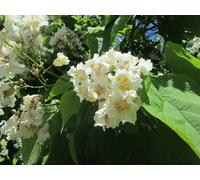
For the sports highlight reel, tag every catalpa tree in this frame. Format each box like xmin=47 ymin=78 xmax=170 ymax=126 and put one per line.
xmin=0 ymin=15 xmax=200 ymax=165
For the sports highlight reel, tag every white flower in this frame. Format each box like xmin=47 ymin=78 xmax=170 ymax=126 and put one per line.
xmin=0 ymin=115 xmax=19 ymax=140
xmin=186 ymin=36 xmax=200 ymax=58
xmin=0 ymin=94 xmax=46 ymax=141
xmin=0 ymin=16 xmax=49 ymax=78
xmin=138 ymin=58 xmax=153 ymax=75
xmin=94 ymin=106 xmax=121 ymax=129
xmin=101 ymin=48 xmax=138 ymax=71
xmin=53 ymin=52 xmax=70 ymax=67
xmin=0 ymin=81 xmax=17 ymax=109
xmin=38 ymin=123 xmax=50 ymax=144
xmin=94 ymin=91 xmax=140 ymax=129
xmin=29 ymin=16 xmax=49 ymax=32
xmin=20 ymin=95 xmax=44 ymax=127
xmin=68 ymin=48 xmax=153 ymax=129
xmin=18 ymin=125 xmax=38 ymax=139
xmin=0 ymin=45 xmax=26 ymax=79
xmin=85 ymin=56 xmax=110 ymax=75
xmin=3 ymin=16 xmax=21 ymax=41
xmin=0 ymin=109 xmax=4 ymax=115
xmin=68 ymin=62 xmax=91 ymax=91
xmin=4 ymin=16 xmax=49 ymax=34
xmin=109 ymin=69 xmax=142 ymax=93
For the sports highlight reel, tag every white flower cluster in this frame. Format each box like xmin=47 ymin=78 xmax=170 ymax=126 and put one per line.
xmin=0 ymin=15 xmax=49 ymax=80
xmin=186 ymin=36 xmax=200 ymax=58
xmin=68 ymin=48 xmax=153 ymax=129
xmin=0 ymin=94 xmax=50 ymax=144
xmin=0 ymin=15 xmax=49 ymax=115
xmin=49 ymin=25 xmax=84 ymax=57
xmin=3 ymin=16 xmax=49 ymax=40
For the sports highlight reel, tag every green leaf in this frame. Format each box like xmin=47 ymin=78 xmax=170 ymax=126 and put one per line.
xmin=86 ymin=16 xmax=131 ymax=56
xmin=49 ymin=74 xmax=72 ymax=99
xmin=154 ymin=120 xmax=200 ymax=164
xmin=68 ymin=101 xmax=96 ymax=164
xmin=111 ymin=15 xmax=131 ymax=43
xmin=119 ymin=123 xmax=139 ymax=134
xmin=0 ymin=156 xmax=5 ymax=163
xmin=100 ymin=16 xmax=118 ymax=53
xmin=102 ymin=15 xmax=118 ymax=26
xmin=100 ymin=15 xmax=131 ymax=53
xmin=164 ymin=41 xmax=200 ymax=83
xmin=86 ymin=16 xmax=117 ymax=57
xmin=141 ymin=74 xmax=200 ymax=158
xmin=86 ymin=27 xmax=104 ymax=57
xmin=45 ymin=133 xmax=75 ymax=165
xmin=49 ymin=111 xmax=62 ymax=140
xmin=22 ymin=137 xmax=41 ymax=165
xmin=60 ymin=90 xmax=80 ymax=129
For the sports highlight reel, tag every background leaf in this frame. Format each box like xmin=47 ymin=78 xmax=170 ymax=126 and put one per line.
xmin=86 ymin=27 xmax=104 ymax=57
xmin=164 ymin=41 xmax=200 ymax=83
xmin=60 ymin=90 xmax=81 ymax=129
xmin=22 ymin=137 xmax=41 ymax=165
xmin=45 ymin=133 xmax=75 ymax=165
xmin=68 ymin=101 xmax=96 ymax=164
xmin=100 ymin=16 xmax=130 ymax=53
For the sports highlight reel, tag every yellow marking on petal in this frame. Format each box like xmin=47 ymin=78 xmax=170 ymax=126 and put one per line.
xmin=90 ymin=64 xmax=95 ymax=69
xmin=94 ymin=86 xmax=106 ymax=95
xmin=76 ymin=71 xmax=85 ymax=81
xmin=115 ymin=76 xmax=131 ymax=91
xmin=113 ymin=99 xmax=130 ymax=113
xmin=79 ymin=87 xmax=87 ymax=97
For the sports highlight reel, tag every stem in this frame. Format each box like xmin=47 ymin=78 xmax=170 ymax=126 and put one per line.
xmin=5 ymin=40 xmax=69 ymax=84
xmin=5 ymin=40 xmax=41 ymax=66
xmin=38 ymin=77 xmax=47 ymax=87
xmin=43 ymin=65 xmax=53 ymax=73
xmin=20 ymin=49 xmax=41 ymax=67
xmin=45 ymin=70 xmax=69 ymax=83
xmin=22 ymin=83 xmax=54 ymax=89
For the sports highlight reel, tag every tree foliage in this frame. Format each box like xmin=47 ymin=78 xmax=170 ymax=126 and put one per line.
xmin=1 ymin=15 xmax=200 ymax=165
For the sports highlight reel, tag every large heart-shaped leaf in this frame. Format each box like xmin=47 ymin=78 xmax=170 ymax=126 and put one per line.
xmin=164 ymin=41 xmax=200 ymax=83
xmin=141 ymin=74 xmax=200 ymax=158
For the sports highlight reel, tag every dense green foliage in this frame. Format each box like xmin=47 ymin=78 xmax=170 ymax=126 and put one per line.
xmin=1 ymin=15 xmax=200 ymax=165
